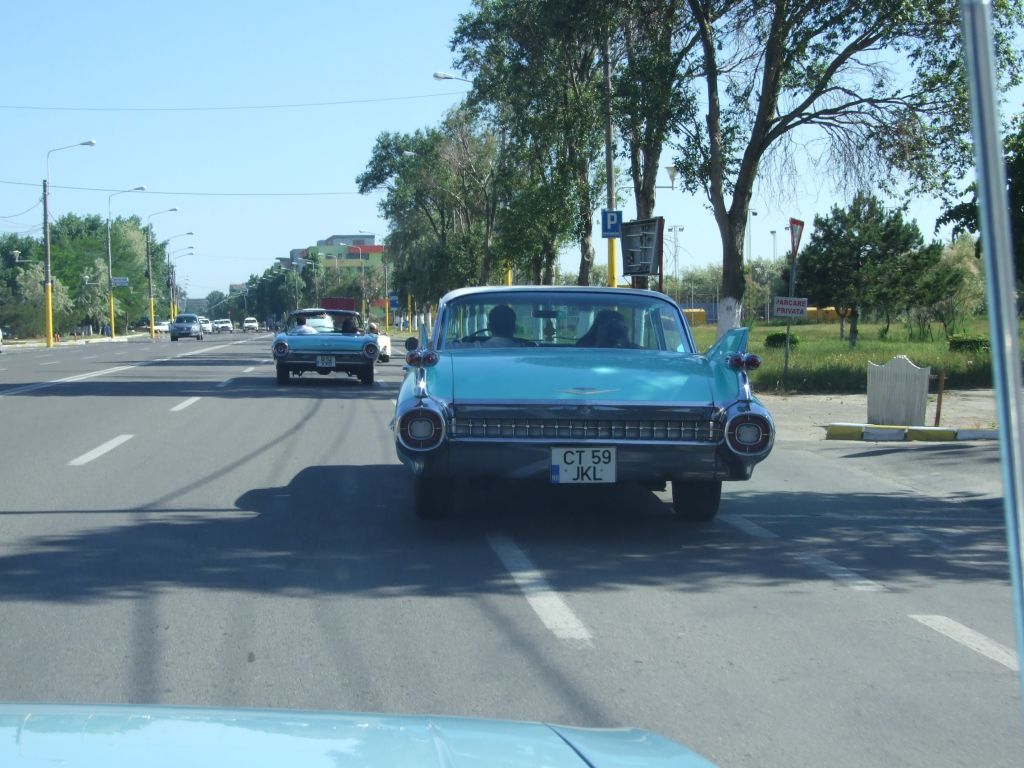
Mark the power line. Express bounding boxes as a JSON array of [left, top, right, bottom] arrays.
[[0, 179, 361, 197], [0, 201, 41, 219], [0, 91, 467, 113]]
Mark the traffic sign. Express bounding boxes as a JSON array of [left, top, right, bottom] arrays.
[[388, 291, 400, 311], [111, 277, 129, 287], [773, 296, 808, 318], [601, 210, 622, 238], [620, 217, 664, 275]]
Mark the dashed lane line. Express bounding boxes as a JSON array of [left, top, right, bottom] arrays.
[[909, 614, 1019, 671], [487, 534, 594, 648], [0, 365, 137, 398], [170, 397, 201, 412], [68, 434, 134, 467], [720, 513, 779, 539], [792, 552, 887, 592], [721, 513, 887, 592]]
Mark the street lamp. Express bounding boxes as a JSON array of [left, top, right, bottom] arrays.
[[433, 71, 471, 83], [43, 140, 96, 347], [146, 208, 178, 337], [107, 185, 146, 338]]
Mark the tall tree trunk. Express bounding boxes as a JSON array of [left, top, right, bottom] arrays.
[[848, 308, 859, 348], [716, 213, 746, 335]]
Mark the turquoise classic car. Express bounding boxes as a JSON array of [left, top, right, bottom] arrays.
[[271, 308, 380, 385], [394, 286, 774, 520], [0, 703, 716, 767]]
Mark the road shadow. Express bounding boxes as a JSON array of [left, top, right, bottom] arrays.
[[0, 465, 1009, 605]]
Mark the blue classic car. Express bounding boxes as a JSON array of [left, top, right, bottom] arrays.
[[394, 286, 774, 520], [0, 703, 716, 767], [271, 308, 379, 385]]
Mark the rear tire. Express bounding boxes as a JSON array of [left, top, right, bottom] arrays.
[[414, 477, 450, 519], [170, 335, 178, 341], [359, 366, 375, 385], [276, 364, 290, 385], [671, 479, 722, 522]]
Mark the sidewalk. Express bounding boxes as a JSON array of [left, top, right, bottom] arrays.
[[758, 388, 998, 442]]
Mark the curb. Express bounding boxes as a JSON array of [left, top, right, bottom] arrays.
[[825, 422, 998, 442]]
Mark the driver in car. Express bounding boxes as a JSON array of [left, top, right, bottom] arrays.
[[484, 304, 520, 347]]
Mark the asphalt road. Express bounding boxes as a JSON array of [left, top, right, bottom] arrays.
[[0, 335, 1020, 767]]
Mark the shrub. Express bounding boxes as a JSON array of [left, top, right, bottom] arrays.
[[764, 332, 798, 349], [948, 334, 989, 353]]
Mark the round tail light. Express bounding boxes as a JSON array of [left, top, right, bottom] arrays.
[[406, 350, 422, 366], [362, 342, 379, 359], [398, 408, 445, 450], [272, 341, 289, 357], [726, 414, 772, 454]]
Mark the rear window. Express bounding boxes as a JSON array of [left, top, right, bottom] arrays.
[[175, 315, 197, 323]]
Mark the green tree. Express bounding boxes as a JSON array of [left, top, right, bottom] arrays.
[[668, 0, 1022, 336], [453, 0, 609, 285], [796, 192, 933, 347], [937, 110, 1024, 284]]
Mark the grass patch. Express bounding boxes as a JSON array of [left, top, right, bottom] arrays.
[[690, 317, 999, 394]]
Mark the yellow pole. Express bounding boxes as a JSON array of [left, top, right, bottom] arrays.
[[408, 294, 413, 333], [505, 265, 512, 286], [45, 283, 54, 346], [149, 297, 156, 339], [607, 238, 617, 287], [108, 293, 116, 337]]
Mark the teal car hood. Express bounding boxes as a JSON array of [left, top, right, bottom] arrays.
[[0, 704, 715, 767], [434, 349, 731, 405]]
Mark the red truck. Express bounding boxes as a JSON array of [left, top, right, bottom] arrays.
[[320, 297, 358, 311]]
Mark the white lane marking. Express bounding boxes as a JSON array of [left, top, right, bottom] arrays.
[[216, 378, 233, 388], [174, 343, 232, 358], [792, 552, 887, 592], [487, 534, 594, 648], [910, 614, 1019, 671], [242, 366, 255, 373], [39, 361, 58, 366], [898, 525, 956, 552], [170, 396, 201, 412], [720, 513, 779, 539], [114, 351, 128, 356], [0, 364, 136, 398], [82, 355, 97, 359], [68, 434, 134, 467]]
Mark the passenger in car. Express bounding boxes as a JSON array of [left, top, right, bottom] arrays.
[[292, 316, 317, 335], [576, 310, 638, 348]]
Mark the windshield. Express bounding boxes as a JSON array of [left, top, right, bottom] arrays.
[[439, 291, 694, 353]]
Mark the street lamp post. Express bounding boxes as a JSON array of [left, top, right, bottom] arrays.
[[169, 246, 195, 318], [146, 208, 178, 337], [165, 234, 193, 319], [346, 244, 365, 317], [107, 185, 146, 337], [44, 140, 96, 347], [666, 225, 684, 305]]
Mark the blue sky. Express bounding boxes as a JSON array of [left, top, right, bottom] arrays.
[[0, 1, 1018, 300]]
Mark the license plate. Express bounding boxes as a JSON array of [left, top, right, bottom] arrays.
[[316, 355, 335, 368], [550, 447, 616, 484]]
